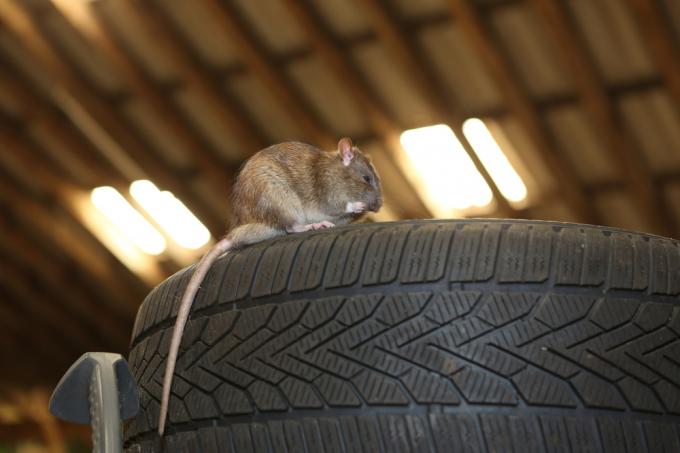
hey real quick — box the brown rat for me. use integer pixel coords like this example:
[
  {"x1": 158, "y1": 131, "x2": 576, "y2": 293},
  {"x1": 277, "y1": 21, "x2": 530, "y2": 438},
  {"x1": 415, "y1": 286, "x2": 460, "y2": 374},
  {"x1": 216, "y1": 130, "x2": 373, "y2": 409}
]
[{"x1": 158, "y1": 137, "x2": 382, "y2": 435}]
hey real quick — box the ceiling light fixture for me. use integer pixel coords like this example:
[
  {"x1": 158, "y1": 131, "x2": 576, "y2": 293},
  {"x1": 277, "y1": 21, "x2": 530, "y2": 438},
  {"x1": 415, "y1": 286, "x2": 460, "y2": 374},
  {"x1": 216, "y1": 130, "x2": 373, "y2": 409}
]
[
  {"x1": 462, "y1": 118, "x2": 527, "y2": 202},
  {"x1": 130, "y1": 180, "x2": 211, "y2": 250},
  {"x1": 91, "y1": 186, "x2": 166, "y2": 255},
  {"x1": 400, "y1": 124, "x2": 493, "y2": 216}
]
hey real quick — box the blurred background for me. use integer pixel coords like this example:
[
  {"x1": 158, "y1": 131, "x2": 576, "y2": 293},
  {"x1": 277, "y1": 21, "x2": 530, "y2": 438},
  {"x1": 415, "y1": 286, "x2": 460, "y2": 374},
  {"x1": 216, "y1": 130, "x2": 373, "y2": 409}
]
[{"x1": 0, "y1": 0, "x2": 678, "y2": 450}]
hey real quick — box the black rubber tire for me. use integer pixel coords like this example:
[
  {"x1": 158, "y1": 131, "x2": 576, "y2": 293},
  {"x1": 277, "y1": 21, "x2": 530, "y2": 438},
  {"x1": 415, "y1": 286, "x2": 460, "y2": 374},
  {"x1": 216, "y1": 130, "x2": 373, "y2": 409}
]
[{"x1": 124, "y1": 220, "x2": 680, "y2": 452}]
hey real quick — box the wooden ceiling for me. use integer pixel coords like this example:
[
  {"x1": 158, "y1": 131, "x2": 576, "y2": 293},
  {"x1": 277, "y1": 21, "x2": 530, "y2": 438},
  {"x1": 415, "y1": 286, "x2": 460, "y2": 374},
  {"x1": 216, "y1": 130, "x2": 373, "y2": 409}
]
[{"x1": 0, "y1": 0, "x2": 678, "y2": 393}]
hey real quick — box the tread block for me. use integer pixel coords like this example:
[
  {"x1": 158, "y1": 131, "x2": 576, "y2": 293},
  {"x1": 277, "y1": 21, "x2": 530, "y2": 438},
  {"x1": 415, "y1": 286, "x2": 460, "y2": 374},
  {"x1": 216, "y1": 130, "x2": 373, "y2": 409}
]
[
  {"x1": 512, "y1": 367, "x2": 576, "y2": 407},
  {"x1": 570, "y1": 373, "x2": 626, "y2": 410},
  {"x1": 534, "y1": 294, "x2": 596, "y2": 329},
  {"x1": 352, "y1": 370, "x2": 409, "y2": 405},
  {"x1": 476, "y1": 292, "x2": 537, "y2": 327},
  {"x1": 589, "y1": 298, "x2": 639, "y2": 330},
  {"x1": 373, "y1": 292, "x2": 430, "y2": 325},
  {"x1": 449, "y1": 223, "x2": 502, "y2": 282},
  {"x1": 422, "y1": 290, "x2": 480, "y2": 324}
]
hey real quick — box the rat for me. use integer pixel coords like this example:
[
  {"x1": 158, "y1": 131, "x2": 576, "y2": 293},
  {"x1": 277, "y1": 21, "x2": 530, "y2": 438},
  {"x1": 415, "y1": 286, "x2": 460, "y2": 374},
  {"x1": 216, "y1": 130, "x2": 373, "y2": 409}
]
[{"x1": 158, "y1": 137, "x2": 382, "y2": 435}]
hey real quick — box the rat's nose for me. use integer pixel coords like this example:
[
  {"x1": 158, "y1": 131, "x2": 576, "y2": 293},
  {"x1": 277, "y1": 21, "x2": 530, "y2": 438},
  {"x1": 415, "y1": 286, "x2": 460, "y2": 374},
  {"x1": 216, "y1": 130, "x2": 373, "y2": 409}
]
[{"x1": 370, "y1": 198, "x2": 383, "y2": 212}]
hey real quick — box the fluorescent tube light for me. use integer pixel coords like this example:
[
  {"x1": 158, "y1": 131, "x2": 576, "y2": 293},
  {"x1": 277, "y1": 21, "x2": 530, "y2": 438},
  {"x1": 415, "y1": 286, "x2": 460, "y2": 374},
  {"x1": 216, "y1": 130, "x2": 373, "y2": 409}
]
[
  {"x1": 463, "y1": 118, "x2": 527, "y2": 202},
  {"x1": 400, "y1": 124, "x2": 493, "y2": 215},
  {"x1": 130, "y1": 180, "x2": 211, "y2": 250},
  {"x1": 91, "y1": 186, "x2": 166, "y2": 255}
]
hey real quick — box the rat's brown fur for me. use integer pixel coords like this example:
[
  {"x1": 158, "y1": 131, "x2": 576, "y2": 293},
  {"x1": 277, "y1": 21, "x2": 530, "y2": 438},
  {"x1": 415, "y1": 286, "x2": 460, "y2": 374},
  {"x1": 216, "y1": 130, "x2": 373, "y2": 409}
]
[
  {"x1": 229, "y1": 141, "x2": 381, "y2": 239},
  {"x1": 158, "y1": 138, "x2": 381, "y2": 436}
]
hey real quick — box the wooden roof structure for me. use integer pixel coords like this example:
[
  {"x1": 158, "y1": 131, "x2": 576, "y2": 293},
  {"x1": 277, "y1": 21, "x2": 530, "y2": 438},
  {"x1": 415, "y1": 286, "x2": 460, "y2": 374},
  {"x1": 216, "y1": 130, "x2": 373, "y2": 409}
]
[{"x1": 0, "y1": 0, "x2": 679, "y2": 430}]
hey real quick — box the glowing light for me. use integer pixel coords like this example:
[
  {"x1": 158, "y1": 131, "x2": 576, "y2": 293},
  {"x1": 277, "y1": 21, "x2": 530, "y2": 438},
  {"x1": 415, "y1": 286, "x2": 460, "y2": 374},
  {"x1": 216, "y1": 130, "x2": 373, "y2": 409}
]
[
  {"x1": 400, "y1": 124, "x2": 493, "y2": 215},
  {"x1": 130, "y1": 180, "x2": 211, "y2": 250},
  {"x1": 463, "y1": 118, "x2": 527, "y2": 202},
  {"x1": 91, "y1": 186, "x2": 166, "y2": 255}
]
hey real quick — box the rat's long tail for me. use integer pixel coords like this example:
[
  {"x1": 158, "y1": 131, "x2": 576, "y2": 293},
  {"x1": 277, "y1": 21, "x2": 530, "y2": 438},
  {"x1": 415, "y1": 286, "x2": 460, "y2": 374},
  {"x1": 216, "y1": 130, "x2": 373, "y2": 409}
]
[
  {"x1": 157, "y1": 224, "x2": 284, "y2": 436},
  {"x1": 158, "y1": 236, "x2": 233, "y2": 436}
]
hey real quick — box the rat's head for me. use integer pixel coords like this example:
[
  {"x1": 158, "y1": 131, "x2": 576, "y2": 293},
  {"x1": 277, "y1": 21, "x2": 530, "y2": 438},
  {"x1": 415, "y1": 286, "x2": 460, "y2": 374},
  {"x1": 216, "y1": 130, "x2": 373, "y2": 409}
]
[{"x1": 334, "y1": 137, "x2": 383, "y2": 213}]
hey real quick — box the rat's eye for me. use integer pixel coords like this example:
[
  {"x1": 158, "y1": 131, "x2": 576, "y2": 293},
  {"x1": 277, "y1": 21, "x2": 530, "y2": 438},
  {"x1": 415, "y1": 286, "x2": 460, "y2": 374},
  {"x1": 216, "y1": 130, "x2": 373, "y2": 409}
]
[{"x1": 363, "y1": 175, "x2": 371, "y2": 184}]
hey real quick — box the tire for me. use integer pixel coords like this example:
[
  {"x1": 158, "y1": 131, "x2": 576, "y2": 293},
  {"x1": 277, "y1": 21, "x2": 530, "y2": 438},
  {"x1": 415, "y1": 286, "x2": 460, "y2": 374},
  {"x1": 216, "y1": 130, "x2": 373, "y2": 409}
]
[{"x1": 124, "y1": 220, "x2": 680, "y2": 452}]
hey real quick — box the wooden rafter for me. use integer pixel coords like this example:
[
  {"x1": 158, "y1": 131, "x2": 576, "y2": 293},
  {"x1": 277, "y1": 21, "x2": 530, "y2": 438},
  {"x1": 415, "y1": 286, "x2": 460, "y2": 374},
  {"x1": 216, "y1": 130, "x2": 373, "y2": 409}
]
[
  {"x1": 0, "y1": 0, "x2": 224, "y2": 235},
  {"x1": 0, "y1": 260, "x2": 91, "y2": 354},
  {"x1": 529, "y1": 0, "x2": 674, "y2": 237},
  {"x1": 0, "y1": 300, "x2": 71, "y2": 371},
  {"x1": 0, "y1": 168, "x2": 145, "y2": 311},
  {"x1": 0, "y1": 68, "x2": 120, "y2": 187},
  {"x1": 0, "y1": 218, "x2": 130, "y2": 348},
  {"x1": 435, "y1": 74, "x2": 664, "y2": 119},
  {"x1": 280, "y1": 0, "x2": 432, "y2": 219},
  {"x1": 0, "y1": 70, "x2": 156, "y2": 309},
  {"x1": 446, "y1": 0, "x2": 595, "y2": 223},
  {"x1": 0, "y1": 122, "x2": 157, "y2": 297},
  {"x1": 358, "y1": 0, "x2": 518, "y2": 217},
  {"x1": 629, "y1": 0, "x2": 680, "y2": 108},
  {"x1": 111, "y1": 0, "x2": 267, "y2": 155},
  {"x1": 197, "y1": 0, "x2": 335, "y2": 149},
  {"x1": 47, "y1": 0, "x2": 235, "y2": 216},
  {"x1": 0, "y1": 229, "x2": 134, "y2": 326},
  {"x1": 0, "y1": 251, "x2": 121, "y2": 352}
]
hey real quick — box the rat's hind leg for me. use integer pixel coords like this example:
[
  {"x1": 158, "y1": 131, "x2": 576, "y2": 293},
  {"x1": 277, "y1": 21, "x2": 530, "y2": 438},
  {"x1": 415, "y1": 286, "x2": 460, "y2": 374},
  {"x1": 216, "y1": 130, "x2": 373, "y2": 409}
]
[{"x1": 228, "y1": 223, "x2": 285, "y2": 246}]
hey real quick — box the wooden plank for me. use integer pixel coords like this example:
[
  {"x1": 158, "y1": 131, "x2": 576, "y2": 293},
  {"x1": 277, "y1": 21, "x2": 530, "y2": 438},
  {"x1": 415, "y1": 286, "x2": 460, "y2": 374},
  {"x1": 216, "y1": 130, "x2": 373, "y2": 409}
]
[
  {"x1": 106, "y1": 0, "x2": 266, "y2": 154},
  {"x1": 0, "y1": 199, "x2": 144, "y2": 324},
  {"x1": 280, "y1": 0, "x2": 432, "y2": 219},
  {"x1": 0, "y1": 221, "x2": 131, "y2": 348},
  {"x1": 0, "y1": 0, "x2": 224, "y2": 234},
  {"x1": 0, "y1": 123, "x2": 165, "y2": 291},
  {"x1": 445, "y1": 0, "x2": 595, "y2": 223},
  {"x1": 48, "y1": 0, "x2": 235, "y2": 215},
  {"x1": 0, "y1": 170, "x2": 145, "y2": 311},
  {"x1": 199, "y1": 0, "x2": 335, "y2": 149},
  {"x1": 358, "y1": 0, "x2": 518, "y2": 217},
  {"x1": 0, "y1": 68, "x2": 122, "y2": 187},
  {"x1": 473, "y1": 75, "x2": 665, "y2": 118},
  {"x1": 529, "y1": 0, "x2": 674, "y2": 236},
  {"x1": 0, "y1": 301, "x2": 72, "y2": 372},
  {"x1": 0, "y1": 261, "x2": 93, "y2": 354},
  {"x1": 629, "y1": 0, "x2": 680, "y2": 108}
]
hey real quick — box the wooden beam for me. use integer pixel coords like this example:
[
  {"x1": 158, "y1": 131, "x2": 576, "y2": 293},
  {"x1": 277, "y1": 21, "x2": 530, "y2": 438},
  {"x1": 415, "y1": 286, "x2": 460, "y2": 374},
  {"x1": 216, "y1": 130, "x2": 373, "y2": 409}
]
[
  {"x1": 280, "y1": 0, "x2": 432, "y2": 219},
  {"x1": 0, "y1": 301, "x2": 71, "y2": 373},
  {"x1": 0, "y1": 261, "x2": 92, "y2": 355},
  {"x1": 529, "y1": 0, "x2": 674, "y2": 236},
  {"x1": 0, "y1": 69, "x2": 120, "y2": 188},
  {"x1": 0, "y1": 203, "x2": 140, "y2": 337},
  {"x1": 0, "y1": 0, "x2": 224, "y2": 235},
  {"x1": 358, "y1": 0, "x2": 518, "y2": 217},
  {"x1": 0, "y1": 123, "x2": 158, "y2": 296},
  {"x1": 47, "y1": 0, "x2": 235, "y2": 215},
  {"x1": 0, "y1": 170, "x2": 145, "y2": 312},
  {"x1": 629, "y1": 0, "x2": 680, "y2": 108},
  {"x1": 106, "y1": 0, "x2": 266, "y2": 155},
  {"x1": 197, "y1": 0, "x2": 335, "y2": 149},
  {"x1": 0, "y1": 70, "x2": 154, "y2": 310},
  {"x1": 0, "y1": 222, "x2": 130, "y2": 349},
  {"x1": 445, "y1": 0, "x2": 595, "y2": 223}
]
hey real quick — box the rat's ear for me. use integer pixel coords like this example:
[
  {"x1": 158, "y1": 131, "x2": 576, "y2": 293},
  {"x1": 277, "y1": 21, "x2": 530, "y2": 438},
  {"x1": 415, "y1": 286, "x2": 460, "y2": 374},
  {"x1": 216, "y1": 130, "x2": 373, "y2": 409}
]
[{"x1": 338, "y1": 137, "x2": 354, "y2": 166}]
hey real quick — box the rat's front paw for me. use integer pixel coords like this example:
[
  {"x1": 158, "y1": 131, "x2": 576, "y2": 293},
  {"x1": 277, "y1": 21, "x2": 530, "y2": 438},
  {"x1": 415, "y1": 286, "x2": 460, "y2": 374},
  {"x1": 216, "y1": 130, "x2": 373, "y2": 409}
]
[{"x1": 346, "y1": 201, "x2": 367, "y2": 214}]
